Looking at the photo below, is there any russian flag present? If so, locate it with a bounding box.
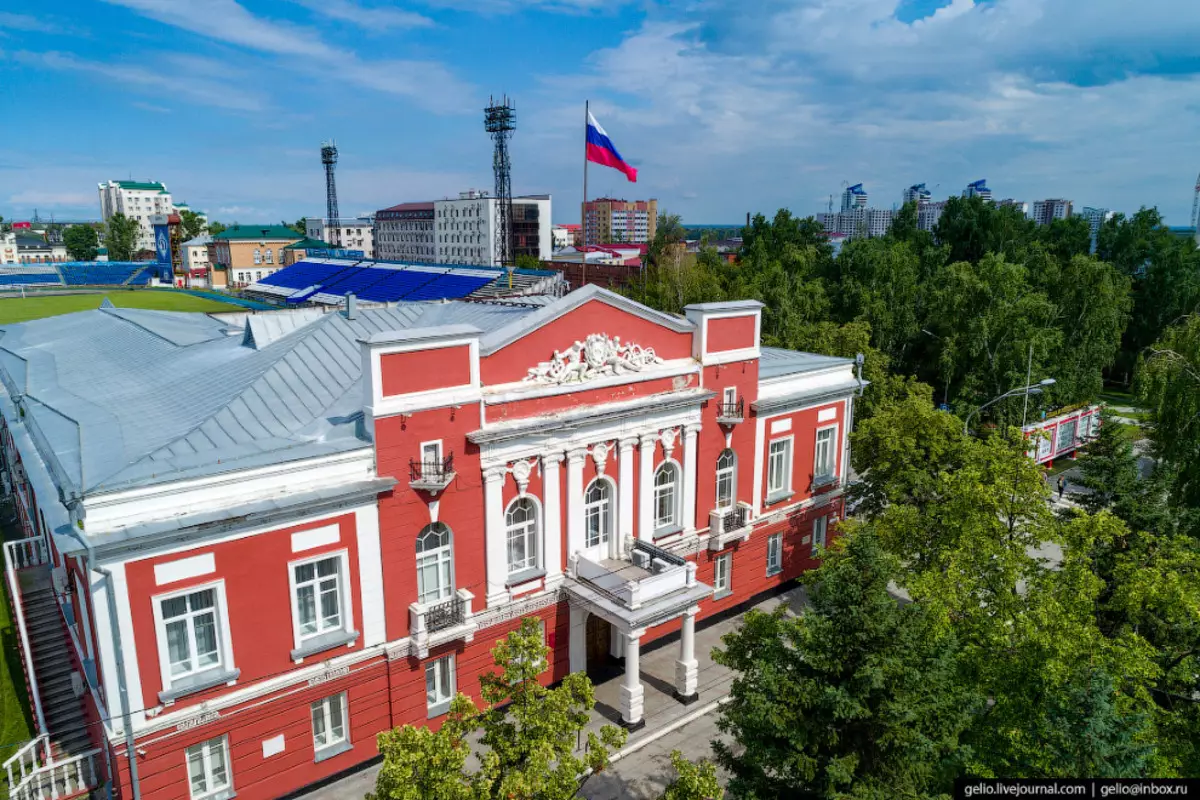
[586,111,637,183]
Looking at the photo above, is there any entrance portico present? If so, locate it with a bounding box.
[565,540,711,729]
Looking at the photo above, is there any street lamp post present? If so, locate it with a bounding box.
[964,378,1056,436]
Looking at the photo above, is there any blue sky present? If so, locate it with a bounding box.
[1,0,1199,226]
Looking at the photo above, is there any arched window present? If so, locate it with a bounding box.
[415,523,453,604]
[253,248,262,264]
[653,463,679,530]
[715,449,737,510]
[265,248,273,264]
[584,480,613,549]
[505,498,538,576]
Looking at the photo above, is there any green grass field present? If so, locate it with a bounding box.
[0,291,244,324]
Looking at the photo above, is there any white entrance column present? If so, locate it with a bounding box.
[682,423,700,533]
[619,628,646,730]
[565,448,587,557]
[543,452,564,589]
[617,436,637,556]
[568,604,587,674]
[675,605,700,703]
[637,433,656,540]
[483,465,508,607]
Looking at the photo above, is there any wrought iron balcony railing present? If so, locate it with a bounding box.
[715,397,745,424]
[409,453,455,491]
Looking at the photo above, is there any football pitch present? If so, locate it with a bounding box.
[0,290,245,324]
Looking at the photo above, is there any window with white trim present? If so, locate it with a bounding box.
[812,516,828,553]
[160,587,222,681]
[186,736,232,800]
[722,386,736,407]
[767,438,792,498]
[584,480,613,548]
[426,654,455,717]
[653,463,679,530]
[715,449,737,510]
[1056,419,1077,452]
[766,533,782,576]
[311,692,349,759]
[293,555,345,641]
[713,553,732,598]
[253,248,261,264]
[814,427,837,479]
[505,498,539,576]
[416,523,453,604]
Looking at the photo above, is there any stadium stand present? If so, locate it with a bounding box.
[244,259,566,306]
[58,262,154,286]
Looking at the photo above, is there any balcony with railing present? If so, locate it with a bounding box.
[811,473,840,495]
[708,501,754,551]
[408,452,455,494]
[409,588,476,658]
[715,397,745,425]
[566,538,711,626]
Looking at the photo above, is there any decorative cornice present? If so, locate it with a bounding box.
[684,422,703,436]
[566,447,589,465]
[752,381,859,416]
[523,333,663,386]
[482,465,508,483]
[618,435,639,451]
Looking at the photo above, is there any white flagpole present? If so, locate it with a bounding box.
[582,100,589,285]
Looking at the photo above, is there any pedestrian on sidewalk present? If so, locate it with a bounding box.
[1057,475,1066,500]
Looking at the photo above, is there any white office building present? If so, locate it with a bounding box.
[1031,198,1073,226]
[817,207,894,240]
[375,202,435,262]
[97,180,177,253]
[434,190,552,266]
[1078,207,1114,253]
[305,217,374,257]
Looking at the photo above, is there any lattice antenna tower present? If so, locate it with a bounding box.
[484,95,516,267]
[1192,171,1200,245]
[321,140,340,248]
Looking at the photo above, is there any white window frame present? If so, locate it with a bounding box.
[1056,419,1077,452]
[415,523,454,604]
[766,436,794,500]
[311,692,351,762]
[812,516,828,553]
[713,553,732,599]
[653,461,680,531]
[814,424,838,479]
[426,654,456,718]
[152,580,236,699]
[766,533,783,576]
[722,385,737,407]
[287,550,355,658]
[715,449,737,510]
[505,497,540,578]
[584,478,614,549]
[185,735,233,800]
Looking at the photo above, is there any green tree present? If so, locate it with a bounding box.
[370,618,628,800]
[713,530,979,799]
[933,195,1035,264]
[103,213,140,261]
[1071,410,1167,533]
[62,224,99,261]
[1035,216,1093,263]
[661,751,723,800]
[514,253,543,270]
[830,237,922,362]
[207,220,227,237]
[647,211,686,268]
[179,210,208,241]
[1139,315,1200,519]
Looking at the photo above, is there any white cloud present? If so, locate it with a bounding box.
[0,12,54,32]
[7,189,94,207]
[292,0,434,30]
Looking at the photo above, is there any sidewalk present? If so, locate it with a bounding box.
[301,585,808,799]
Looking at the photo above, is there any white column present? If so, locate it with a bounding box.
[569,604,587,674]
[752,415,766,516]
[637,433,656,541]
[483,465,508,607]
[617,436,636,557]
[682,423,700,533]
[542,453,564,589]
[675,606,699,703]
[565,448,587,556]
[619,628,645,729]
[354,504,386,647]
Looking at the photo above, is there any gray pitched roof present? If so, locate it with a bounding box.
[758,347,854,380]
[0,302,531,496]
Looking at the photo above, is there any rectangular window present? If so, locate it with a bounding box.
[814,427,837,479]
[722,386,736,406]
[293,555,343,641]
[186,736,232,800]
[812,516,828,553]
[426,655,455,717]
[767,438,792,498]
[1056,419,1077,452]
[766,533,782,575]
[713,553,732,598]
[311,692,349,760]
[421,440,442,471]
[161,588,221,680]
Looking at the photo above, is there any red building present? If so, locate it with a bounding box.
[0,286,859,800]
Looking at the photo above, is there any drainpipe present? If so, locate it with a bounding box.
[64,525,140,800]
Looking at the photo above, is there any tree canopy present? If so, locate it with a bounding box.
[103,213,139,261]
[62,224,99,261]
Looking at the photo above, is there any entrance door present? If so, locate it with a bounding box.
[586,614,612,671]
[582,479,614,561]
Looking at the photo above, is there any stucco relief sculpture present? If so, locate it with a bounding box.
[523,333,663,384]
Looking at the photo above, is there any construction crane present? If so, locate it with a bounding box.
[1192,171,1200,245]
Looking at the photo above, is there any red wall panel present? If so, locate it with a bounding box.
[760,400,844,514]
[381,345,472,396]
[706,316,756,353]
[485,375,696,423]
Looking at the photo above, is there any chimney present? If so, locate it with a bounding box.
[746,212,750,228]
[345,292,357,320]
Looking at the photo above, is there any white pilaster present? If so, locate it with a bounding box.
[542,453,564,588]
[565,448,587,556]
[752,415,766,516]
[675,605,700,702]
[682,424,700,533]
[354,504,386,647]
[637,433,655,541]
[569,604,587,674]
[617,436,637,557]
[483,465,508,607]
[619,628,645,729]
